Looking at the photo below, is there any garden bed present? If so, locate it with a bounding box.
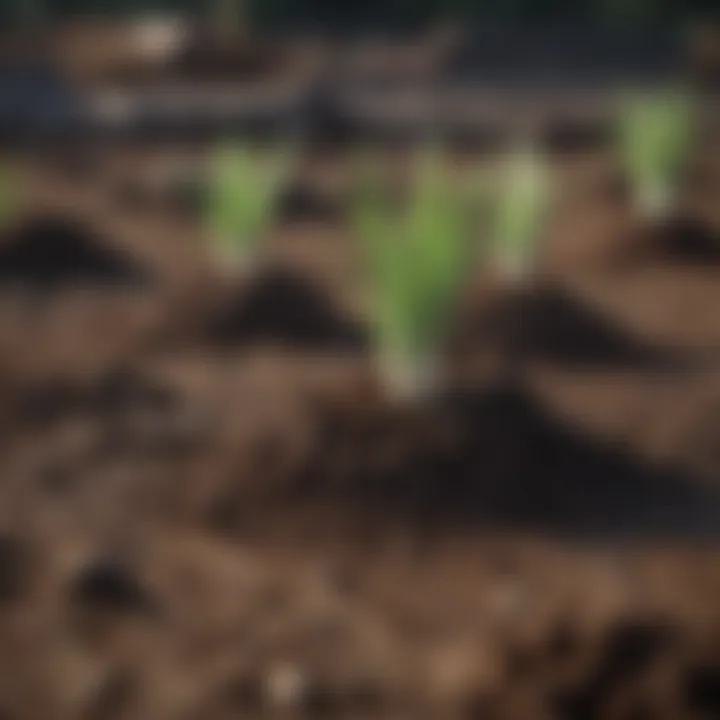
[1,117,720,718]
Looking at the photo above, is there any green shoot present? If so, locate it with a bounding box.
[618,90,695,219]
[206,140,292,274]
[353,147,483,401]
[491,145,549,280]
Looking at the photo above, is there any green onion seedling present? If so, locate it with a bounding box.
[206,140,293,276]
[353,146,483,402]
[618,90,695,220]
[491,145,549,282]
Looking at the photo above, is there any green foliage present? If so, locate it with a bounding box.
[618,90,695,217]
[206,140,291,268]
[353,146,483,397]
[491,145,549,276]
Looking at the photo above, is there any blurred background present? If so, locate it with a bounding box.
[0,0,717,28]
[0,3,719,720]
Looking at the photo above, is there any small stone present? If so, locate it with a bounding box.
[265,662,307,710]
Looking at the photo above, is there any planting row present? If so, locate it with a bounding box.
[0,90,719,538]
[195,90,703,400]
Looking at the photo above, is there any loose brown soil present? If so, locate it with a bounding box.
[2,136,720,720]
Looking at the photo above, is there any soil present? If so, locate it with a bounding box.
[0,216,153,290]
[203,268,367,351]
[55,24,331,90]
[94,39,305,87]
[2,135,720,719]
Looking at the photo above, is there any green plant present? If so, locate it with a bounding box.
[490,145,549,278]
[206,140,292,272]
[618,90,695,218]
[353,147,483,400]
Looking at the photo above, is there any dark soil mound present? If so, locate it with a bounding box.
[471,285,677,369]
[645,216,720,266]
[449,385,720,537]
[207,269,367,350]
[684,665,720,717]
[320,385,720,539]
[70,556,155,615]
[0,216,153,291]
[553,618,679,720]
